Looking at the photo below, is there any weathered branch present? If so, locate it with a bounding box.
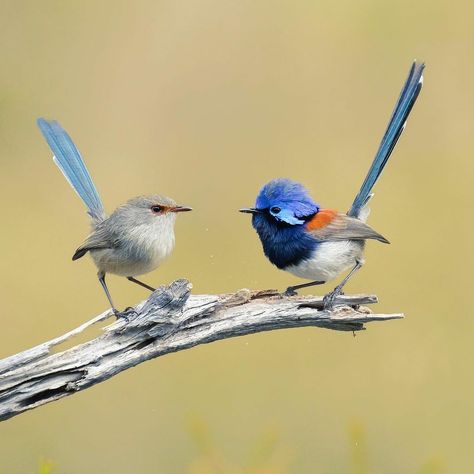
[0,279,402,421]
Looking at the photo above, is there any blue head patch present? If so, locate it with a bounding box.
[255,178,319,225]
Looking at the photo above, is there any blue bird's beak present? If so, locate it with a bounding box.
[239,208,261,214]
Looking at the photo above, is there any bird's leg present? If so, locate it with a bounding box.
[323,260,364,310]
[98,272,120,317]
[98,272,134,320]
[127,276,156,292]
[284,280,326,296]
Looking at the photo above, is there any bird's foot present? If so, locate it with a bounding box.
[283,280,326,297]
[323,288,345,310]
[113,307,138,321]
[283,286,298,297]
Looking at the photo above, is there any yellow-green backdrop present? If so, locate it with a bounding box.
[0,1,472,473]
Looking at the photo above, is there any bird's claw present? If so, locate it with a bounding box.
[322,292,336,310]
[283,287,298,297]
[323,289,344,310]
[113,307,138,321]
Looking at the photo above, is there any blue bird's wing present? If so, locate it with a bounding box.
[347,61,425,218]
[308,213,389,243]
[37,118,105,223]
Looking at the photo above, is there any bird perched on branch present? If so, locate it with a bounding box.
[240,61,424,308]
[37,119,192,317]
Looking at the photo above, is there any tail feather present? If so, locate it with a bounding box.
[37,118,105,222]
[348,61,425,218]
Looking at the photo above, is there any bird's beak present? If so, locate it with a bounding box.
[239,208,261,214]
[170,205,193,213]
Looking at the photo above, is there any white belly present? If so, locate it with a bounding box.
[91,246,173,276]
[285,240,364,282]
[90,225,176,277]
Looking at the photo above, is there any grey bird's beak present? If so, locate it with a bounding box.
[239,208,261,214]
[170,205,193,213]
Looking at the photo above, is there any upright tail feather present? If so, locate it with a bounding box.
[37,118,105,223]
[348,61,425,218]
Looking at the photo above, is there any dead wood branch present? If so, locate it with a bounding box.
[0,279,403,421]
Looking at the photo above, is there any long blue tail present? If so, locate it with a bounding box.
[348,61,425,218]
[37,118,105,222]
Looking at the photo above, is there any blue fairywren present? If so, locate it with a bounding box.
[37,119,192,317]
[240,62,424,308]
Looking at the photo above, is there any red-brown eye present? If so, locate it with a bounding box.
[151,205,162,213]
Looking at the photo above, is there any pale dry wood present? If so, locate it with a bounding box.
[0,279,403,421]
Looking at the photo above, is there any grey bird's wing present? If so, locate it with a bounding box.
[72,224,118,260]
[308,213,390,244]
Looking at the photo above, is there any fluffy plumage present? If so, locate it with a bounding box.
[74,195,179,277]
[240,61,425,302]
[285,240,364,282]
[248,178,387,276]
[37,118,191,315]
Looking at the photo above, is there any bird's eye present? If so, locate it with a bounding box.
[270,206,281,214]
[151,205,162,213]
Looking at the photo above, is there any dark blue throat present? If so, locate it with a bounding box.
[251,213,319,269]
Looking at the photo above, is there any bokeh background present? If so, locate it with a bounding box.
[0,1,472,472]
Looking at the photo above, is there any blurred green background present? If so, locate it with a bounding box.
[0,0,472,472]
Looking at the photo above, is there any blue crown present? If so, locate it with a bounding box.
[256,178,319,217]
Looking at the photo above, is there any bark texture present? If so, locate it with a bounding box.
[0,280,402,421]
